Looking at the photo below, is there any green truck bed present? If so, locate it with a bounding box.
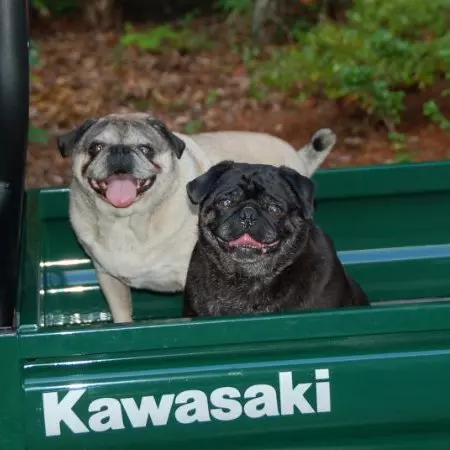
[1,0,449,447]
[2,161,450,449]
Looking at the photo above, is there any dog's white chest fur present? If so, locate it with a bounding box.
[103,222,182,290]
[71,195,194,293]
[102,235,186,291]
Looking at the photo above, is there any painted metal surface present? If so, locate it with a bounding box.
[20,331,450,449]
[0,331,22,450]
[3,160,450,449]
[30,160,450,327]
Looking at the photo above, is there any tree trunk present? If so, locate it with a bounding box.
[82,0,121,31]
[252,0,286,45]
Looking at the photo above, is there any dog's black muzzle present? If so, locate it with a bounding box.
[107,145,134,174]
[216,203,278,246]
[240,205,257,230]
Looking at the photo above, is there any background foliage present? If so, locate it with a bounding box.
[251,0,450,128]
[28,0,450,143]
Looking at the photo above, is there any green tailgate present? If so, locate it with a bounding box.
[12,161,450,449]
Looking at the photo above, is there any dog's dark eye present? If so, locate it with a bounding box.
[139,145,153,156]
[89,143,103,155]
[268,204,283,215]
[217,198,233,209]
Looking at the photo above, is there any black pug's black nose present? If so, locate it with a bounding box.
[240,205,257,229]
[107,145,133,174]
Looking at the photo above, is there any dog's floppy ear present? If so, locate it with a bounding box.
[147,118,186,159]
[187,160,234,205]
[57,118,98,158]
[279,166,316,220]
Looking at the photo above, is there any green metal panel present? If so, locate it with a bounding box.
[20,328,450,449]
[14,301,450,358]
[12,160,450,449]
[0,331,23,450]
[25,160,450,327]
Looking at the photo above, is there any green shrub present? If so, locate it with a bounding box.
[183,119,204,134]
[252,0,450,126]
[120,23,214,52]
[423,100,450,130]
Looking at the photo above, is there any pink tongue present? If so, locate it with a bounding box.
[228,233,263,248]
[105,178,137,208]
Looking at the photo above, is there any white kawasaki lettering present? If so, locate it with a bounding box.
[88,398,124,432]
[120,394,175,427]
[43,389,89,437]
[175,390,211,424]
[42,369,331,437]
[315,369,331,413]
[279,372,315,415]
[243,384,279,418]
[210,387,242,421]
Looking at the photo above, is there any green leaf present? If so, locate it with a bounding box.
[28,126,48,145]
[183,120,204,135]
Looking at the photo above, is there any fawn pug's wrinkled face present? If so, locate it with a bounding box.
[57,113,186,213]
[187,161,315,277]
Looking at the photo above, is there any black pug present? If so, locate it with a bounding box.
[183,161,369,317]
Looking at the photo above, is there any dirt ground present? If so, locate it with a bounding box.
[27,13,450,188]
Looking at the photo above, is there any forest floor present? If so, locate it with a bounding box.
[27,11,450,188]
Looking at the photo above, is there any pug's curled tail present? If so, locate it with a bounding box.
[297,128,337,177]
